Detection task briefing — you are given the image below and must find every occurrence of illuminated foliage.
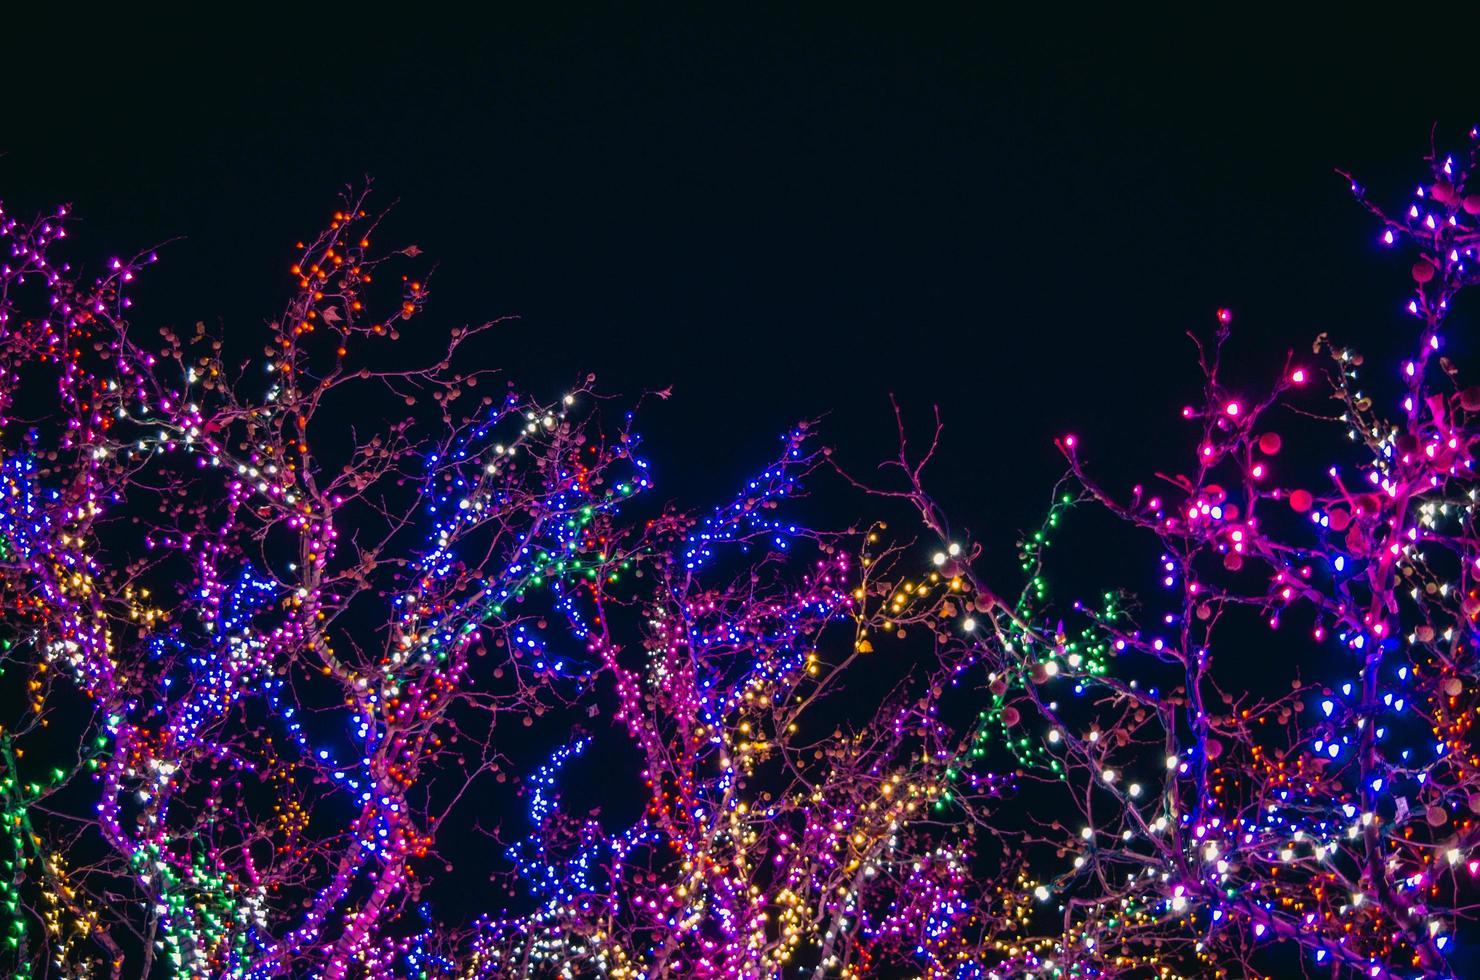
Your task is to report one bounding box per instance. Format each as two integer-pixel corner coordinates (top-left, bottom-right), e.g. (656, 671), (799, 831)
(0, 128), (1478, 978)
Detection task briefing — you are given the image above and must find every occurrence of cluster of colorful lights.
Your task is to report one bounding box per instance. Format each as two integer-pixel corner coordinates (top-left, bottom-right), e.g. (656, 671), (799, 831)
(0, 130), (1478, 979)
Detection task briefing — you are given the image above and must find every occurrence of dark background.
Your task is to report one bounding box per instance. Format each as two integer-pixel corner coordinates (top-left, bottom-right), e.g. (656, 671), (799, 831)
(5, 14), (1474, 557)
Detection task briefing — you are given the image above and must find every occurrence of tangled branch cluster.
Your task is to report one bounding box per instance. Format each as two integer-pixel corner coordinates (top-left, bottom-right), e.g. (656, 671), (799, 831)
(0, 134), (1477, 979)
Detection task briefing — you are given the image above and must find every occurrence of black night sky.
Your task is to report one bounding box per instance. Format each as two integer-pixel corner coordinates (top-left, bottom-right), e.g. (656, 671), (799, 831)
(7, 18), (1476, 555)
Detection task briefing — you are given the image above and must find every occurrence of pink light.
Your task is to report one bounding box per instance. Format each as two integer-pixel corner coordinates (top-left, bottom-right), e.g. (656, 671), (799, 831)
(1289, 369), (1306, 384)
(1225, 401), (1241, 417)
